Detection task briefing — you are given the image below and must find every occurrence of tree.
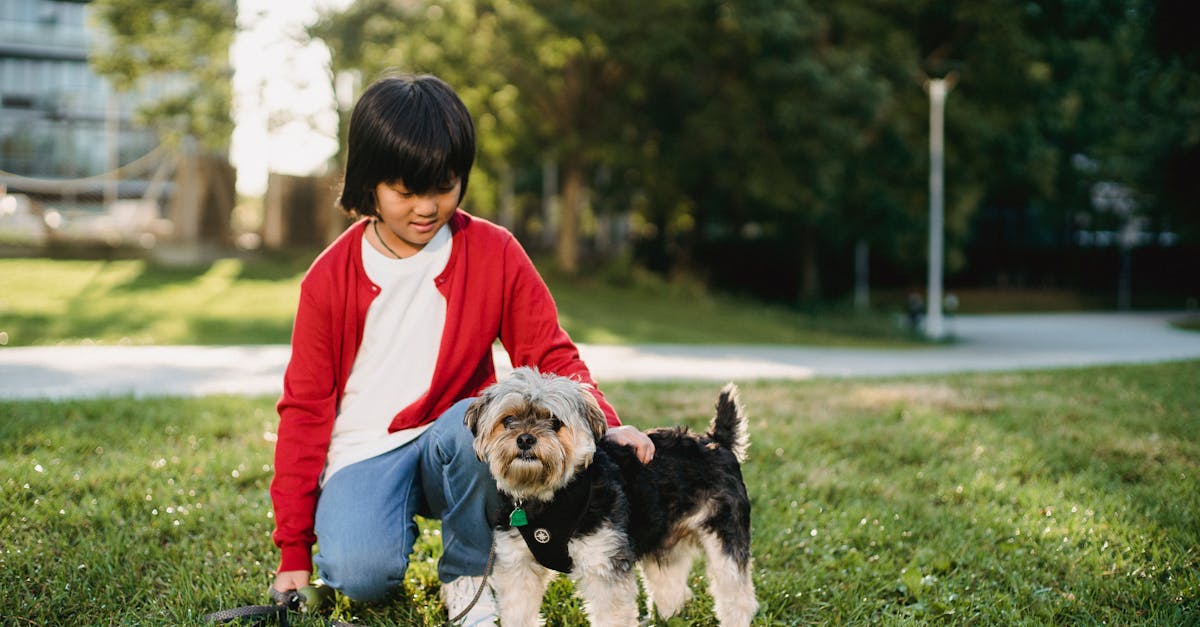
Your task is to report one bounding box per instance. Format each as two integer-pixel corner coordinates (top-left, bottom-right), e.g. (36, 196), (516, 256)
(89, 0), (237, 153)
(1148, 0), (1200, 243)
(89, 0), (238, 247)
(608, 0), (915, 301)
(311, 0), (634, 274)
(306, 0), (1196, 304)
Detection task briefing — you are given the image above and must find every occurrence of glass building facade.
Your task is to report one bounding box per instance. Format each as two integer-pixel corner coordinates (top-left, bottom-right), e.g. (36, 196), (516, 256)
(0, 0), (159, 203)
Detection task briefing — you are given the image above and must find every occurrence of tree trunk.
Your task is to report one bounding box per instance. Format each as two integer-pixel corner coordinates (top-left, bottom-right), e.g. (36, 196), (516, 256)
(799, 224), (821, 303)
(541, 157), (558, 249)
(854, 238), (870, 311)
(498, 164), (515, 230)
(169, 153), (234, 245)
(263, 173), (341, 249)
(557, 162), (583, 275)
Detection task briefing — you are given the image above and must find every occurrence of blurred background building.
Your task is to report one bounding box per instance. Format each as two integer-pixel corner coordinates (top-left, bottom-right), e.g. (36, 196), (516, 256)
(0, 0), (227, 252)
(1, 0), (158, 179)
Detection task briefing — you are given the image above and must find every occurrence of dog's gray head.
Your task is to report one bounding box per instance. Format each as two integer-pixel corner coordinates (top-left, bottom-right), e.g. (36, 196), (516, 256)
(465, 367), (608, 501)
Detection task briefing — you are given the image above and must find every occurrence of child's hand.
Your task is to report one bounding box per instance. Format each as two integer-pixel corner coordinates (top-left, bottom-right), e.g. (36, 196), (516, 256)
(273, 569), (311, 593)
(604, 425), (655, 464)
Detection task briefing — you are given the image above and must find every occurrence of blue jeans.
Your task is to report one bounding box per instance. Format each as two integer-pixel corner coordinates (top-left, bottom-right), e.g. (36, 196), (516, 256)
(312, 398), (499, 601)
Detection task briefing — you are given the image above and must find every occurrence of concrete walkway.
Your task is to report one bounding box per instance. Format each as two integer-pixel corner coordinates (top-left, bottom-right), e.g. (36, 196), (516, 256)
(1, 312), (1198, 400)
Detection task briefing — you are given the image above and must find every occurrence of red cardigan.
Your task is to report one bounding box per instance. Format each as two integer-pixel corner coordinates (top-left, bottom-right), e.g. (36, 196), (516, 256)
(271, 211), (620, 573)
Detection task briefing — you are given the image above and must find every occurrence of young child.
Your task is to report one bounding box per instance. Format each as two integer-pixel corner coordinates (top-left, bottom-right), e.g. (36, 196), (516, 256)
(268, 73), (653, 625)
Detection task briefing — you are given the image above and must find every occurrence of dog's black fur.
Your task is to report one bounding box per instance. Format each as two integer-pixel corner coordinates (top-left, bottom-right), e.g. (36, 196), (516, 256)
(494, 386), (752, 572)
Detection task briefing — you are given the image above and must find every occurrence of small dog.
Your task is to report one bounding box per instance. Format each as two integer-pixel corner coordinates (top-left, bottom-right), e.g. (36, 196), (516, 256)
(465, 367), (757, 626)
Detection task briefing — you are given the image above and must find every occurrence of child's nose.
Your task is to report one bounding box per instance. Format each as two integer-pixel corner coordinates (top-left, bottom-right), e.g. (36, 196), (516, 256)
(417, 196), (439, 215)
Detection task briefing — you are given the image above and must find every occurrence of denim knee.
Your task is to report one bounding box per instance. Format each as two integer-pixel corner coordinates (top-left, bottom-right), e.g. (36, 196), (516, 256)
(312, 444), (423, 602)
(430, 398), (477, 461)
(419, 398), (502, 581)
(316, 545), (408, 602)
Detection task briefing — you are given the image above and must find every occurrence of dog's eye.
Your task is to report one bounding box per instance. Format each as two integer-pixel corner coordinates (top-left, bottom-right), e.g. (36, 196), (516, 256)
(550, 417), (563, 432)
(502, 416), (517, 429)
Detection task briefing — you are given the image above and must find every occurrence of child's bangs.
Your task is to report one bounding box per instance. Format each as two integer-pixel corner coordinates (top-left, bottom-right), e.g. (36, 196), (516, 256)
(377, 99), (467, 193)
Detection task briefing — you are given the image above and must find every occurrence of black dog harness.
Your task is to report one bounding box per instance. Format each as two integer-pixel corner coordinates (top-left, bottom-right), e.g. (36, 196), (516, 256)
(508, 465), (595, 573)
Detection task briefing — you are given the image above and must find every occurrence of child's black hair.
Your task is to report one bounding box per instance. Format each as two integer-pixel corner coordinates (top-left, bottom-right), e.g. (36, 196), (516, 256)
(339, 73), (475, 217)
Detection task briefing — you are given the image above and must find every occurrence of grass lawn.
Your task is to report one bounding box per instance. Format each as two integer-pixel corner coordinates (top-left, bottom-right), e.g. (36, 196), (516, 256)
(0, 257), (918, 348)
(2, 361), (1197, 625)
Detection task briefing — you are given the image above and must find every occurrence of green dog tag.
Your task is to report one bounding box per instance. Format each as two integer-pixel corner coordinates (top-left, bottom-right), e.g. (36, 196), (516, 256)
(509, 507), (528, 527)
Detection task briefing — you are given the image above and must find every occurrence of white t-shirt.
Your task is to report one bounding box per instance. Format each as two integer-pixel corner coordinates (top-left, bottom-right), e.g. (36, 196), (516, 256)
(322, 224), (452, 484)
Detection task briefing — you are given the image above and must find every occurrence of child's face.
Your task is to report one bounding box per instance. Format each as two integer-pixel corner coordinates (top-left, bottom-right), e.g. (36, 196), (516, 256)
(373, 178), (461, 257)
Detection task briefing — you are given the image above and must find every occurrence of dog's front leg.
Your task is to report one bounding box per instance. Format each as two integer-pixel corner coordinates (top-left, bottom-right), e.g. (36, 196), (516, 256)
(492, 530), (552, 625)
(573, 570), (639, 627)
(569, 528), (640, 627)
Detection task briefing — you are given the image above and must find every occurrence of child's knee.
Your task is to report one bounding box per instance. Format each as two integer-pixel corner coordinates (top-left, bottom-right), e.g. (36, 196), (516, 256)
(317, 548), (408, 602)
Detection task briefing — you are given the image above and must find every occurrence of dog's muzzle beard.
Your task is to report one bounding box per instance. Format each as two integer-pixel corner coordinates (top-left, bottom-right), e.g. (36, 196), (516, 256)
(481, 428), (575, 502)
(466, 367), (757, 626)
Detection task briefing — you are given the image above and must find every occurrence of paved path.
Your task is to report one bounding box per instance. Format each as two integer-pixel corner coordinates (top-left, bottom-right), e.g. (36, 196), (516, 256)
(1, 312), (1198, 400)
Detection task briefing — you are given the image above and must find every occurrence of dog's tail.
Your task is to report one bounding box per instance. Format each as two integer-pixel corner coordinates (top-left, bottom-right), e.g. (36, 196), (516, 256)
(708, 383), (750, 463)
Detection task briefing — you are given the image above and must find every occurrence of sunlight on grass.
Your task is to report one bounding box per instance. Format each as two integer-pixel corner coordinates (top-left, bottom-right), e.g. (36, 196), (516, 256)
(0, 257), (918, 348)
(0, 257), (304, 346)
(2, 362), (1196, 624)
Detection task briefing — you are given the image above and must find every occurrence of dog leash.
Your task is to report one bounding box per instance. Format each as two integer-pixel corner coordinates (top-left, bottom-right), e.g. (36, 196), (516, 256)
(205, 540), (494, 627)
(444, 538), (497, 626)
(202, 587), (298, 625)
(203, 587), (364, 626)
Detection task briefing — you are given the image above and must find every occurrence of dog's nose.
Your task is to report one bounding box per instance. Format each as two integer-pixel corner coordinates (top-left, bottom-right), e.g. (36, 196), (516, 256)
(517, 433), (537, 450)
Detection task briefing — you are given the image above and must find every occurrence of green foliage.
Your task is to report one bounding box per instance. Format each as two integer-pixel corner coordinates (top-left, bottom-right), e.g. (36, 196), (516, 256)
(89, 0), (237, 152)
(306, 0), (1198, 302)
(310, 0), (546, 220)
(2, 362), (1198, 623)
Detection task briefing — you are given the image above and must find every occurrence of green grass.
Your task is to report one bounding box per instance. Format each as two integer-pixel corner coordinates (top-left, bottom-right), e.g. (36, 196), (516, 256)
(0, 256), (919, 348)
(0, 256), (308, 347)
(2, 362), (1198, 625)
(546, 270), (916, 347)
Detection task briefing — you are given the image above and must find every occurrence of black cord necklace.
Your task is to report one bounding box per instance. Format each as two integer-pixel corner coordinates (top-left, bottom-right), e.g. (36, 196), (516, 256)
(372, 219), (404, 259)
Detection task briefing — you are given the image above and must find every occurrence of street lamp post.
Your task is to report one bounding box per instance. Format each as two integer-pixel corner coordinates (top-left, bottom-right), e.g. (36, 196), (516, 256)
(926, 77), (948, 340)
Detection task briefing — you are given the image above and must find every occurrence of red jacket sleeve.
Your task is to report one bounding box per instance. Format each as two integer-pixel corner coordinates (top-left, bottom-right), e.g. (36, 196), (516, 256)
(271, 278), (339, 573)
(496, 236), (621, 426)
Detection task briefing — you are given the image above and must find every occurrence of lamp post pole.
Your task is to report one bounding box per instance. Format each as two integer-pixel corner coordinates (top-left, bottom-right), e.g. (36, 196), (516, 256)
(926, 78), (948, 340)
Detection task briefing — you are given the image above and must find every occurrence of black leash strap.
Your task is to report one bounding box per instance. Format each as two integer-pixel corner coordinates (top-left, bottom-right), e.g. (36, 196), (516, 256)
(205, 546), (496, 627)
(203, 588), (297, 625)
(204, 588), (366, 626)
(444, 539), (497, 626)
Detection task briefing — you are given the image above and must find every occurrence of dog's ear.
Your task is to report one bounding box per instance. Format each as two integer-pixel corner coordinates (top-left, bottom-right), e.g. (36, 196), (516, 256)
(464, 396), (486, 436)
(583, 392), (608, 441)
(463, 396), (490, 462)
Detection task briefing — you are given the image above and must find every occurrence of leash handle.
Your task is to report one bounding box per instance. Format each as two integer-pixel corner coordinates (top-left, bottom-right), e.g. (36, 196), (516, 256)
(269, 586), (304, 609)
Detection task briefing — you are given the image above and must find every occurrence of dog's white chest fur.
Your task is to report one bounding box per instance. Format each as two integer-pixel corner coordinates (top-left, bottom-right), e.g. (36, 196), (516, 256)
(466, 367), (758, 626)
(493, 524), (641, 626)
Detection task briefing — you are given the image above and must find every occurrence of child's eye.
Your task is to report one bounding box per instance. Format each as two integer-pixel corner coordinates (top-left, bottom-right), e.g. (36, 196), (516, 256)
(385, 181), (415, 197)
